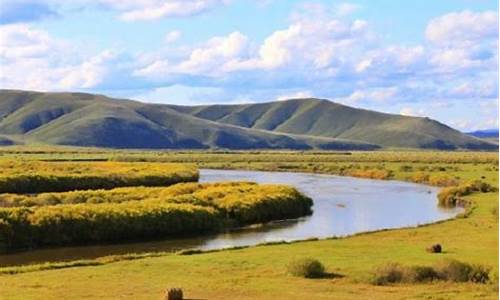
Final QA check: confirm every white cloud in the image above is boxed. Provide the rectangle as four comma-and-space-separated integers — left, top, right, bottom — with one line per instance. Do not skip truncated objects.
425, 10, 498, 45
0, 24, 116, 90
356, 45, 425, 73
133, 84, 225, 104
133, 59, 169, 78
101, 0, 229, 21
164, 30, 181, 43
400, 107, 426, 117
227, 17, 370, 71
335, 87, 399, 104
276, 90, 313, 101
58, 50, 117, 88
177, 31, 249, 75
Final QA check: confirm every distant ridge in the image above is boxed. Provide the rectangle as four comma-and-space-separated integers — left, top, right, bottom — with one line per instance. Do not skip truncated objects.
467, 129, 499, 139
0, 90, 496, 151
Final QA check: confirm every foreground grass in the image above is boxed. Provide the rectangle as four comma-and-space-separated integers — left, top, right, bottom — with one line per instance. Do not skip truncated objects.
0, 150, 497, 299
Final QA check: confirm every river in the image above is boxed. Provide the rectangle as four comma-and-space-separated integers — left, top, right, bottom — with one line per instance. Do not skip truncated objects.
0, 169, 462, 266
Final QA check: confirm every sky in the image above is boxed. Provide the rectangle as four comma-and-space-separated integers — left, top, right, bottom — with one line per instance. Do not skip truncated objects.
0, 0, 498, 131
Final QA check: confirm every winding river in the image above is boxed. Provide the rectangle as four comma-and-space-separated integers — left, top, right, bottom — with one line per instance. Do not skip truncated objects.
0, 169, 462, 266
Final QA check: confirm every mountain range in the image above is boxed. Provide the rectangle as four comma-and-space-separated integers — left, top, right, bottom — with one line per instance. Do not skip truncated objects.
0, 89, 496, 151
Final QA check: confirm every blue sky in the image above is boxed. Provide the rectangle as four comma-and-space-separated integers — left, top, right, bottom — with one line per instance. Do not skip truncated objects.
0, 0, 498, 131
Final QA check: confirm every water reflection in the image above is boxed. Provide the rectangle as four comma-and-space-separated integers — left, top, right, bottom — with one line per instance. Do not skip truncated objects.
0, 169, 462, 266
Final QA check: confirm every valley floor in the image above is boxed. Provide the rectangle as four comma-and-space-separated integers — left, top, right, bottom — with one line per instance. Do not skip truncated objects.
0, 150, 498, 300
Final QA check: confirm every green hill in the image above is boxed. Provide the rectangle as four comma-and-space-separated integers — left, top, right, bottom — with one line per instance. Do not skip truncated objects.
168, 98, 497, 150
0, 90, 495, 150
0, 90, 378, 150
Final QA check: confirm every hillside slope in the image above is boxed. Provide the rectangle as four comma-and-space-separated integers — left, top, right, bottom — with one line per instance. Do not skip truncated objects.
168, 99, 497, 150
0, 90, 378, 150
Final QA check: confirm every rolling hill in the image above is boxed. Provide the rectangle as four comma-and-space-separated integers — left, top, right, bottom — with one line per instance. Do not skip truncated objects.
168, 99, 497, 150
0, 90, 378, 150
0, 90, 496, 150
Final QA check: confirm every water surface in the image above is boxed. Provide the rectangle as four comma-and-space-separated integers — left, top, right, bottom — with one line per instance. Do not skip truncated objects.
0, 169, 462, 266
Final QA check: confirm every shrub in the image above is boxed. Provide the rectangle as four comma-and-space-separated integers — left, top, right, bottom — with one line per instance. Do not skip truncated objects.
371, 260, 490, 285
428, 174, 458, 187
435, 259, 472, 282
468, 265, 490, 284
438, 180, 496, 207
404, 266, 439, 283
287, 258, 326, 278
412, 172, 430, 183
346, 169, 393, 180
371, 263, 405, 285
435, 259, 489, 283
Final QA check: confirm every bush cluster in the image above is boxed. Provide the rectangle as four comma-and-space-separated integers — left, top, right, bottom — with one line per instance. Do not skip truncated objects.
0, 182, 312, 250
437, 180, 496, 207
371, 259, 490, 285
0, 202, 220, 250
0, 161, 199, 194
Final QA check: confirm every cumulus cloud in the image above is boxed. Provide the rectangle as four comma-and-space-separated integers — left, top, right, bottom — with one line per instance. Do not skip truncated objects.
0, 24, 118, 90
425, 10, 498, 74
425, 10, 498, 45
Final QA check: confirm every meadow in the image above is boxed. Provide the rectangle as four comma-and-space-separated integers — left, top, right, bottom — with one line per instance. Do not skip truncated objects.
0, 147, 497, 300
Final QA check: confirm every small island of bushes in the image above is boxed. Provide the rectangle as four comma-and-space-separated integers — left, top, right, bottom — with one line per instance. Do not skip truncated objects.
0, 182, 312, 251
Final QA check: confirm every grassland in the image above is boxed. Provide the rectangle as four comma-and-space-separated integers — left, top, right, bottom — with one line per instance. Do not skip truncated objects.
0, 148, 497, 300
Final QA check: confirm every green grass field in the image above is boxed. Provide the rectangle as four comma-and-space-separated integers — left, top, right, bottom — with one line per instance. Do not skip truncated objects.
0, 148, 497, 300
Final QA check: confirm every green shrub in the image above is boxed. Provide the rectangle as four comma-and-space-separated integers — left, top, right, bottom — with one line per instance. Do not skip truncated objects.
371, 263, 405, 285
468, 265, 490, 284
404, 266, 439, 283
371, 260, 490, 285
435, 259, 473, 282
287, 258, 326, 278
